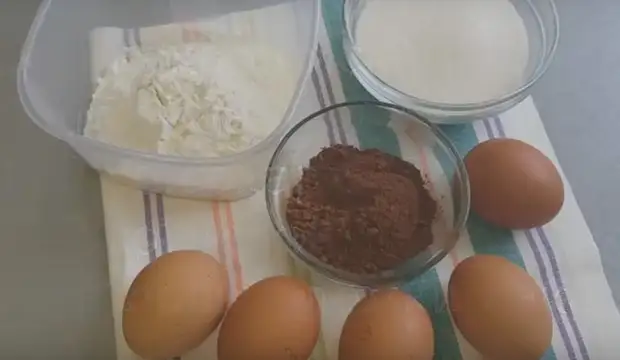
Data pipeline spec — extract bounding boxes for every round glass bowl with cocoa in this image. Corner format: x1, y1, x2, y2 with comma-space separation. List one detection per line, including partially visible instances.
265, 101, 470, 287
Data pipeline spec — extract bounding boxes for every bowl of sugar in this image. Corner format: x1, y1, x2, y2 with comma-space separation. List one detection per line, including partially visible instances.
343, 0, 559, 123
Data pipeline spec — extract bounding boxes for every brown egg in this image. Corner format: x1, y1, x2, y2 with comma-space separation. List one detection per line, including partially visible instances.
122, 250, 228, 359
465, 138, 564, 229
217, 276, 320, 360
448, 255, 552, 360
339, 289, 434, 360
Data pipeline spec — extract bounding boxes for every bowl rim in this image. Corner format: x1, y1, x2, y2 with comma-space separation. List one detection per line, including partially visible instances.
16, 0, 322, 167
264, 100, 471, 287
342, 0, 560, 111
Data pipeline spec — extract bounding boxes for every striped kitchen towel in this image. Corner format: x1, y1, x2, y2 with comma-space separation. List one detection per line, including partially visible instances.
97, 1, 620, 359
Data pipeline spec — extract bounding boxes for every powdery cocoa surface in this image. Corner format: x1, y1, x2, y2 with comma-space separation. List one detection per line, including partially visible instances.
286, 145, 436, 274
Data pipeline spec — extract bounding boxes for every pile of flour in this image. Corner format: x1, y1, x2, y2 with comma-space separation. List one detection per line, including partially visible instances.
85, 39, 297, 157
355, 0, 530, 104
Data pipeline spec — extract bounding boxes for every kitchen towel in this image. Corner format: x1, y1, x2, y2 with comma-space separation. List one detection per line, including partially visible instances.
94, 1, 620, 359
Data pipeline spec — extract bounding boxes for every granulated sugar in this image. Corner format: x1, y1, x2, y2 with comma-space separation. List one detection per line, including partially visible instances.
355, 0, 529, 104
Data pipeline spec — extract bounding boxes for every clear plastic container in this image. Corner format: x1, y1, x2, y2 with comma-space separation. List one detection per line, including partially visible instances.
18, 0, 320, 200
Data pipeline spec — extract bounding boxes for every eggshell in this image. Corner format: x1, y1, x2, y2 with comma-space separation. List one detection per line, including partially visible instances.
217, 276, 320, 360
448, 255, 552, 360
339, 289, 434, 360
122, 250, 228, 359
465, 138, 564, 229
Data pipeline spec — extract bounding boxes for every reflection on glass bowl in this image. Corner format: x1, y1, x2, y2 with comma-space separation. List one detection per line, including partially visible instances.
265, 101, 470, 287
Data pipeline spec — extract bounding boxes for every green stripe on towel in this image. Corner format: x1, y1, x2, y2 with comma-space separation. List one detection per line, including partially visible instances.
320, 0, 399, 155
322, 1, 462, 359
439, 124, 528, 268
439, 124, 557, 360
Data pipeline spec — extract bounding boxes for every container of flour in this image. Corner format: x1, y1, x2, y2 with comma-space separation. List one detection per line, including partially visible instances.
343, 0, 559, 122
18, 0, 320, 200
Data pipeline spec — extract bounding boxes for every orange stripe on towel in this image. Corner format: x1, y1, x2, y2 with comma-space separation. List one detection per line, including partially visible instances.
223, 202, 244, 297
211, 202, 228, 276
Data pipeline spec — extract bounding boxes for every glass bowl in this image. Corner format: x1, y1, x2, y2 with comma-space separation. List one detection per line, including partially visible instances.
265, 101, 470, 287
17, 0, 320, 200
343, 0, 560, 123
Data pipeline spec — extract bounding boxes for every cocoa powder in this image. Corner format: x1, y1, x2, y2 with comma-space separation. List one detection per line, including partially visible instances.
286, 145, 436, 275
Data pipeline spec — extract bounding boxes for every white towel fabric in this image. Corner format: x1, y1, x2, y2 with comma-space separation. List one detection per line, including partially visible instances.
93, 2, 620, 360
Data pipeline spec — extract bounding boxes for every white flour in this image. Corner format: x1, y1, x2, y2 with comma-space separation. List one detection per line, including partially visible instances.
355, 0, 529, 104
85, 39, 297, 157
